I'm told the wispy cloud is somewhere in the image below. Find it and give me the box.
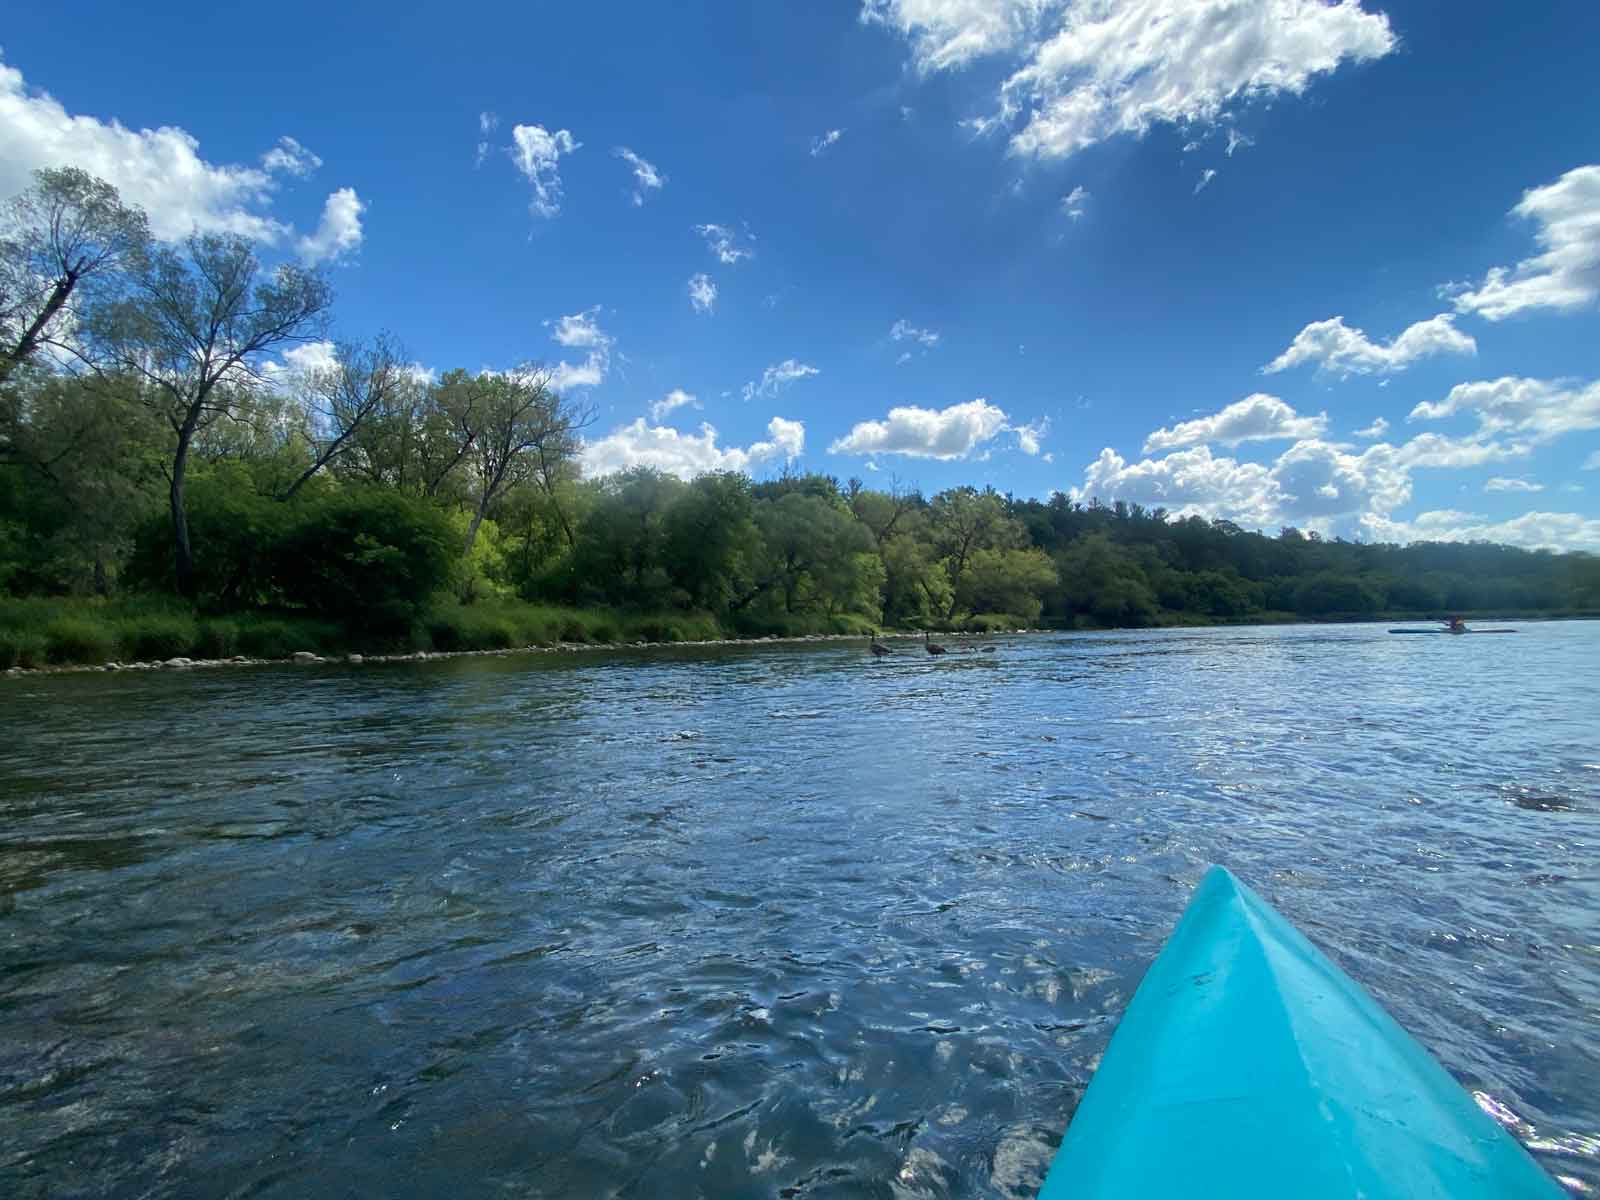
[1194,168,1218,194]
[810,128,844,157]
[650,388,698,422]
[509,123,580,218]
[475,111,499,167]
[695,223,754,265]
[742,359,820,403]
[687,273,717,314]
[614,147,665,206]
[1061,185,1089,220]
[890,319,940,348]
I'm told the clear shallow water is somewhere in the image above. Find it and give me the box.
[1,623,1597,1198]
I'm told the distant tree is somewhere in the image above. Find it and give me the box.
[662,472,761,610]
[279,333,419,499]
[929,486,1025,618]
[1,168,150,385]
[440,367,589,555]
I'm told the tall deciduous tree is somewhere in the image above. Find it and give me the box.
[1,168,150,385]
[279,333,418,499]
[446,367,589,555]
[93,234,331,596]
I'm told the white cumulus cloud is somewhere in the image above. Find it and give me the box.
[1353,417,1390,439]
[1264,313,1477,376]
[1450,165,1600,320]
[1409,376,1600,444]
[742,359,821,403]
[0,54,361,248]
[687,273,717,314]
[866,1,1396,161]
[695,223,754,265]
[296,187,365,264]
[1068,426,1537,538]
[581,416,804,480]
[829,397,1011,459]
[1142,394,1326,453]
[543,305,612,391]
[1364,509,1600,553]
[546,305,611,350]
[510,123,579,218]
[614,147,665,205]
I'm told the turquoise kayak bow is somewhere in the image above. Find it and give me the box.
[1038,867,1563,1199]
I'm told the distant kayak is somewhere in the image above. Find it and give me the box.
[1037,866,1563,1200]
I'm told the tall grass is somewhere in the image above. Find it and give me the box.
[1,596,342,666]
[1,594,892,669]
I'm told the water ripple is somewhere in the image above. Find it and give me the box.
[1,623,1597,1197]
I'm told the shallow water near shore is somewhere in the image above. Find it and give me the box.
[2,622,1597,1197]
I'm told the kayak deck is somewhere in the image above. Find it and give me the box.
[1038,867,1563,1199]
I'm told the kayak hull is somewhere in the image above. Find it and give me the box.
[1037,867,1563,1200]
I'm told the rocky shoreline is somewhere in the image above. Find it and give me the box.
[2,630,1030,680]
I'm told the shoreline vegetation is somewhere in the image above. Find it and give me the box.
[4,596,1595,678]
[4,168,1599,680]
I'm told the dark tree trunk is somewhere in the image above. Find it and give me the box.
[0,272,77,385]
[170,430,195,598]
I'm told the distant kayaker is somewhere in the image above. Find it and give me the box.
[1444,615,1467,633]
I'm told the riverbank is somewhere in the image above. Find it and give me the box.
[6,593,1591,678]
[0,628,989,678]
[2,594,997,677]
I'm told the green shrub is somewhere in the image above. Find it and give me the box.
[233,616,339,659]
[196,619,239,658]
[44,616,117,664]
[961,612,1025,634]
[116,613,199,661]
[275,489,459,630]
[0,631,47,669]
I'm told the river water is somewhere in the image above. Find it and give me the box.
[2,624,1597,1198]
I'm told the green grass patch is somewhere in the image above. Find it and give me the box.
[44,616,118,664]
[114,612,199,661]
[0,630,47,669]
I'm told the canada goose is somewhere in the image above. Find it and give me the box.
[924,631,947,656]
[869,630,892,656]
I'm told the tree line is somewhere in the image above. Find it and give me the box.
[3,168,1596,657]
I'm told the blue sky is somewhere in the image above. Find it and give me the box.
[3,1,1597,548]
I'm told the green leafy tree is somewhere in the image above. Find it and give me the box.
[1,167,150,385]
[91,234,332,596]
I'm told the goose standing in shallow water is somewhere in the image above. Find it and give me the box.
[869,631,892,656]
[924,631,948,656]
